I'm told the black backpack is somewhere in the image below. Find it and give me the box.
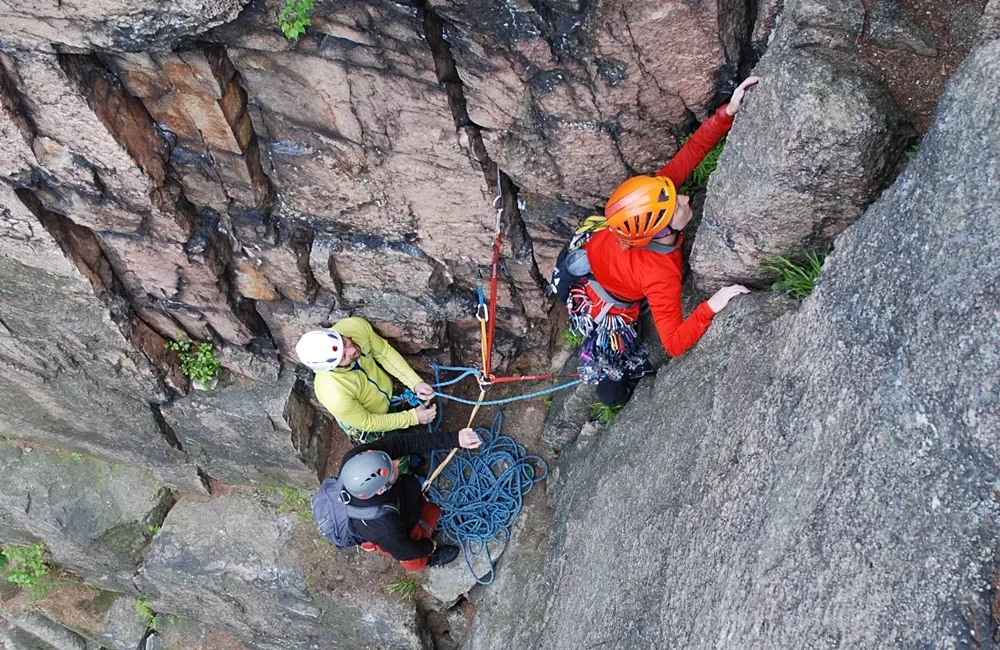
[311,477,399,549]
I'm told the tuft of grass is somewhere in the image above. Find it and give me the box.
[542,395,553,410]
[589,402,623,427]
[165,337,221,387]
[276,487,313,522]
[147,524,161,536]
[386,577,420,601]
[905,142,919,159]
[136,597,162,631]
[71,452,84,461]
[1,542,48,593]
[279,0,314,40]
[561,329,584,348]
[678,136,726,195]
[761,250,827,299]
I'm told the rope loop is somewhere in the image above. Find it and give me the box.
[425,412,547,585]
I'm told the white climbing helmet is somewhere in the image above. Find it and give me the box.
[295,329,345,372]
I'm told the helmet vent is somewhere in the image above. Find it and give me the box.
[658,188,669,203]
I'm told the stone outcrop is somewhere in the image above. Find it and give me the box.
[0,182,203,492]
[0,444,173,592]
[148,615,249,650]
[466,37,1000,648]
[427,0,732,207]
[0,0,248,52]
[690,0,913,292]
[1,582,240,650]
[2,611,89,650]
[160,372,318,487]
[137,493,429,650]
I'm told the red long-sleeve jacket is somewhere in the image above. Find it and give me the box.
[585,104,734,358]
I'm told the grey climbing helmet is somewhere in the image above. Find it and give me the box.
[341,451,394,499]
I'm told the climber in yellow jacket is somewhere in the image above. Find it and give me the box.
[295,317,437,444]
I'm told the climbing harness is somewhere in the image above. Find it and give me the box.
[554,215,680,384]
[567,283,648,384]
[424,412,547,585]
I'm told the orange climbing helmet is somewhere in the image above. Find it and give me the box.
[604,175,677,247]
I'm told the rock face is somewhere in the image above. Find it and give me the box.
[428,0,732,208]
[0,444,172,592]
[690,0,913,292]
[160,372,317,487]
[0,183,203,492]
[0,0,249,52]
[466,37,1000,649]
[138,494,429,650]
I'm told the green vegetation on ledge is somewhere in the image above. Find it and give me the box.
[762,250,828,299]
[1,541,50,599]
[679,136,726,195]
[589,402,624,427]
[165,337,222,388]
[279,0,314,40]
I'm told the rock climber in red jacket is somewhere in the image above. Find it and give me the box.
[569,77,760,406]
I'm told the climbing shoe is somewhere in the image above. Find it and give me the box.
[427,544,460,567]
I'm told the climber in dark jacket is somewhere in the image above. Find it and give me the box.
[339,427,481,570]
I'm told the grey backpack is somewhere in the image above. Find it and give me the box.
[311,477,399,549]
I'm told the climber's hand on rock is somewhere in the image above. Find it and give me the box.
[726,76,761,116]
[413,381,435,401]
[708,285,750,313]
[416,404,437,425]
[458,427,482,449]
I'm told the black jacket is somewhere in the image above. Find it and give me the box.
[341,430,459,560]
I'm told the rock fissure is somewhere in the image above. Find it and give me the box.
[148,403,186,452]
[421,2,551,344]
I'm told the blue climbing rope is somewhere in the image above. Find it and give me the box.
[424,412,547,585]
[431,365,481,388]
[390,388,422,408]
[433,380,582,406]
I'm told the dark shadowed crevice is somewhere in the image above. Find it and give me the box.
[420,3,552,344]
[195,467,214,494]
[285,377,336,481]
[15,189,116,293]
[0,52,39,146]
[715,0,762,102]
[13,189,188,390]
[56,52,171,187]
[149,404,185,452]
[202,43,276,210]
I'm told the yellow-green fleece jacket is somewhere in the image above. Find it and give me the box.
[313,317,423,432]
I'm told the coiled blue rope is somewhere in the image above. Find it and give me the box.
[424,412,547,585]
